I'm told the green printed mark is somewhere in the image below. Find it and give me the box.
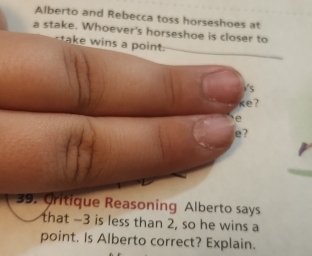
[288,169,312,177]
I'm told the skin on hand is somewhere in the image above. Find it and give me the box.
[0,10,244,193]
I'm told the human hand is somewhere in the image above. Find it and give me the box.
[0,10,244,193]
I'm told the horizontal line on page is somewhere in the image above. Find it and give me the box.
[163,46,283,60]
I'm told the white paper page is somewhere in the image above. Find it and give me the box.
[1,0,312,255]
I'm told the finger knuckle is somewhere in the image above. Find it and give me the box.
[155,123,172,163]
[62,46,97,111]
[162,67,180,109]
[62,116,97,185]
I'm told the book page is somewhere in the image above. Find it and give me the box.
[1,0,312,255]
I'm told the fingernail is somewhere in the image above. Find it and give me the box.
[202,70,244,105]
[193,115,235,149]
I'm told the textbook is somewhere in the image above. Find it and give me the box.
[1,0,312,255]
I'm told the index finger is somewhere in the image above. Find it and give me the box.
[0,31,244,117]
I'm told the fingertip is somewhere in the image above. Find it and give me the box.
[202,68,245,106]
[193,114,236,150]
[0,8,8,31]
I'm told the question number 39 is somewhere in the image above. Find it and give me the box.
[16,194,34,204]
